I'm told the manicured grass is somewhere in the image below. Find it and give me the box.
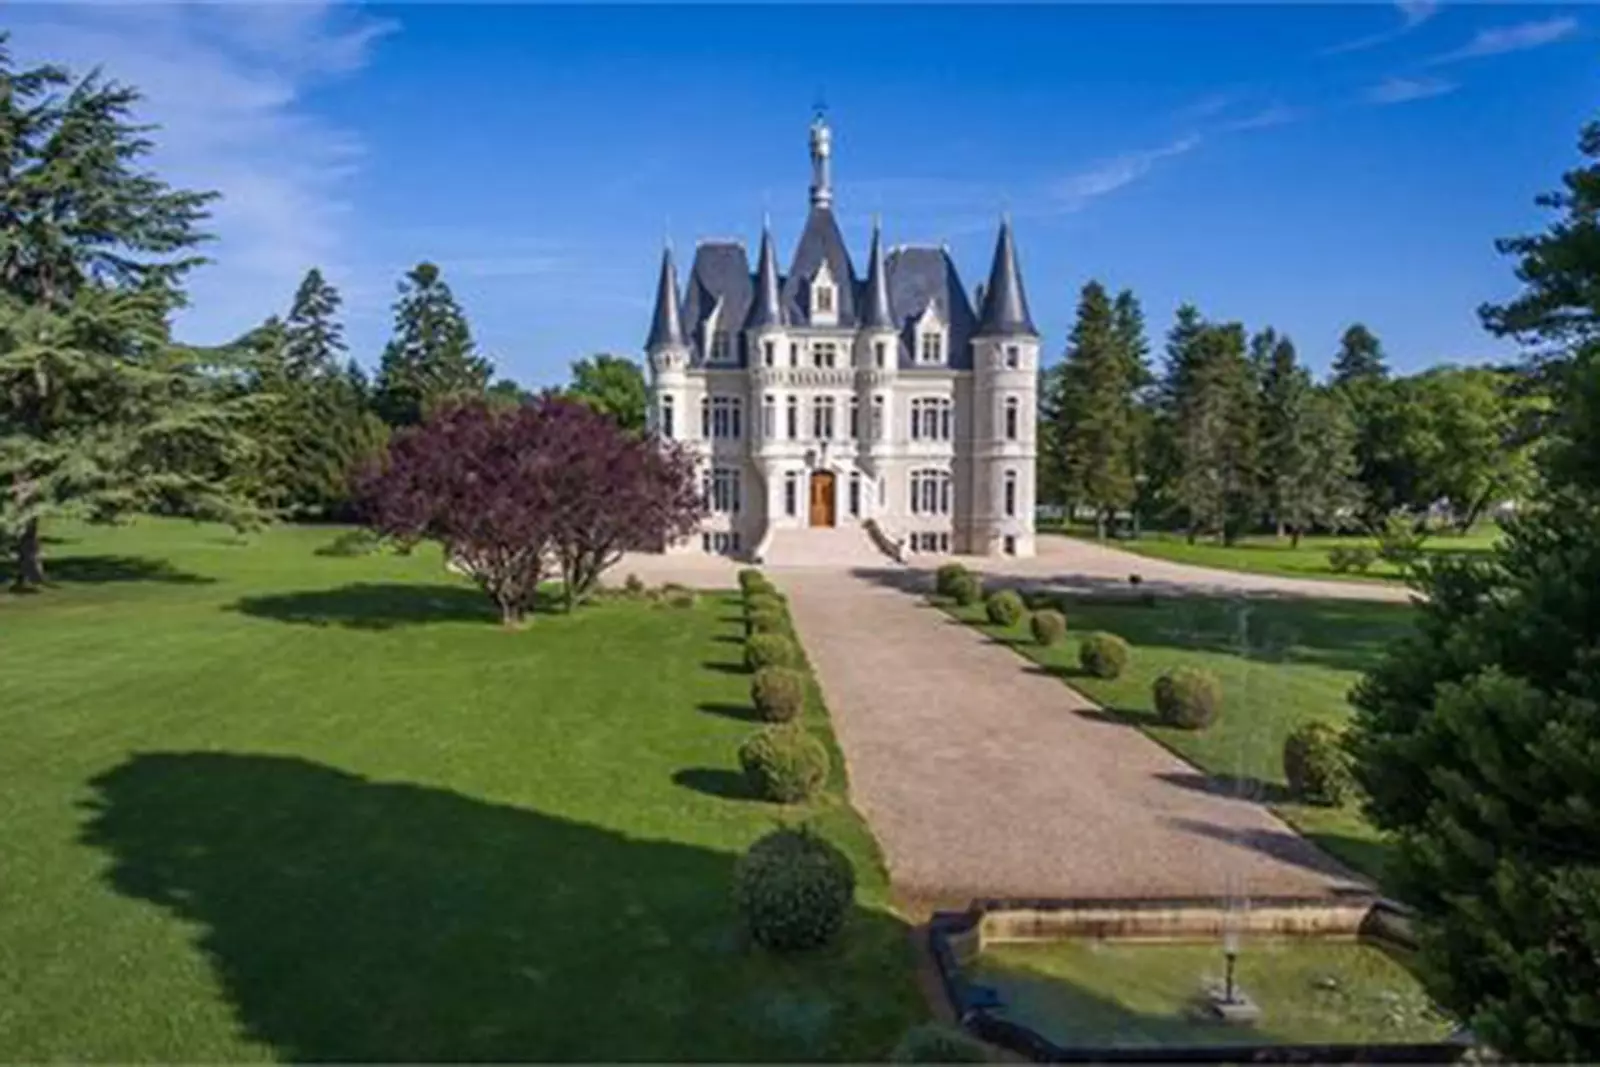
[1046,523,1500,584]
[973,939,1451,1048]
[0,518,922,1062]
[945,592,1416,887]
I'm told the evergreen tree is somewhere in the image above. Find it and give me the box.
[1172,322,1259,542]
[1145,303,1206,525]
[1330,323,1389,386]
[373,262,492,427]
[1051,282,1139,536]
[0,37,255,590]
[282,268,346,381]
[1349,117,1600,1062]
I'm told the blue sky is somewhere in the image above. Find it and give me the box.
[8,2,1595,386]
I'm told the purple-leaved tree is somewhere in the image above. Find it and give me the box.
[360,396,702,626]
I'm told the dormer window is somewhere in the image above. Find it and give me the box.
[810,260,838,324]
[710,331,731,363]
[913,303,946,366]
[920,332,943,365]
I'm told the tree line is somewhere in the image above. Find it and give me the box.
[1041,287,1541,542]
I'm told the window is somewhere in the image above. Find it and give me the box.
[1003,534,1017,556]
[1005,344,1020,369]
[910,531,951,554]
[700,396,709,438]
[786,395,798,439]
[849,472,861,517]
[816,285,834,314]
[910,469,952,516]
[703,531,741,555]
[660,395,675,439]
[762,394,775,439]
[763,340,775,367]
[849,395,860,439]
[812,342,837,369]
[1004,470,1018,518]
[910,397,953,442]
[919,332,944,365]
[710,331,731,363]
[704,466,742,514]
[1004,396,1019,441]
[871,395,885,440]
[784,471,799,517]
[789,342,799,368]
[874,341,887,369]
[708,395,742,439]
[811,395,835,440]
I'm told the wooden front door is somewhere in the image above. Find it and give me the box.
[808,471,836,527]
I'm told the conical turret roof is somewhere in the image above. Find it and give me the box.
[974,218,1037,338]
[645,244,686,350]
[860,218,894,330]
[743,221,784,331]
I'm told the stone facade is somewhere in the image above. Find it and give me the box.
[645,112,1040,560]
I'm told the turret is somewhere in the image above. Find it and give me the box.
[973,216,1037,340]
[645,242,688,360]
[645,242,689,440]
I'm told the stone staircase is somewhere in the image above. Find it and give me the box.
[759,523,904,568]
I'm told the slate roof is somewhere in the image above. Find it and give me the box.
[974,219,1038,338]
[885,245,978,371]
[744,224,784,331]
[681,241,753,366]
[859,221,894,330]
[644,245,686,351]
[781,205,858,327]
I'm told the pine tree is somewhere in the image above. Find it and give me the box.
[1145,303,1206,526]
[373,262,492,427]
[1330,323,1388,386]
[1172,322,1259,542]
[1349,116,1600,1062]
[282,268,346,381]
[1052,282,1139,537]
[0,37,256,590]
[1258,334,1361,544]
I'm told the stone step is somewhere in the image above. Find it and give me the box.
[761,524,900,568]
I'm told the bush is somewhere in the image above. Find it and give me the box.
[985,588,1026,627]
[950,572,984,607]
[314,528,383,557]
[745,634,800,672]
[748,608,787,636]
[1327,545,1377,574]
[745,592,783,616]
[1374,514,1429,568]
[1153,667,1223,729]
[623,572,647,598]
[1030,609,1067,647]
[663,585,697,609]
[751,667,806,723]
[935,562,971,599]
[738,724,829,803]
[890,1022,990,1064]
[1079,632,1130,679]
[733,826,855,952]
[737,568,765,595]
[1283,721,1354,805]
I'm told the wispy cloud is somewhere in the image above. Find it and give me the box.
[1048,135,1203,210]
[1218,104,1305,132]
[1321,0,1440,56]
[4,3,397,345]
[1426,15,1580,64]
[1364,75,1459,105]
[1174,91,1244,123]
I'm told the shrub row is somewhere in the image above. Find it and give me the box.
[735,571,828,806]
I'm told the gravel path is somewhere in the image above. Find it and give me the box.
[775,569,1370,907]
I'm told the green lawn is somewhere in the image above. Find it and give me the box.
[1045,524,1500,584]
[945,592,1416,886]
[0,518,922,1062]
[973,939,1451,1048]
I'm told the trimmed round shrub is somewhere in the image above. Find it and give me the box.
[751,667,806,723]
[1153,666,1223,729]
[746,592,783,616]
[748,608,787,636]
[935,562,971,599]
[737,568,765,595]
[738,724,829,803]
[733,826,855,952]
[1030,608,1067,647]
[890,1022,990,1064]
[1079,632,1130,679]
[950,572,984,607]
[745,634,800,672]
[1283,721,1354,805]
[985,588,1026,627]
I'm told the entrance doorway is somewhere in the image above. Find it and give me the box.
[808,471,836,527]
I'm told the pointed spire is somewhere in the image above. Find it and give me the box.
[645,243,686,351]
[860,217,893,330]
[744,219,784,331]
[975,216,1038,338]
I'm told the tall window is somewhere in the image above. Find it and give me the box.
[811,395,835,440]
[762,394,776,439]
[1004,396,1019,441]
[919,332,944,365]
[812,342,837,369]
[708,395,742,439]
[871,395,885,440]
[874,341,887,369]
[700,396,709,438]
[786,395,798,439]
[816,286,834,313]
[910,469,952,516]
[849,472,862,517]
[784,471,799,517]
[704,466,742,514]
[763,340,775,367]
[660,395,675,439]
[1003,470,1018,518]
[849,395,860,439]
[910,397,953,441]
[710,331,731,363]
[789,342,799,368]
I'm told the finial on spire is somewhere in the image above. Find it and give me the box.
[808,104,833,209]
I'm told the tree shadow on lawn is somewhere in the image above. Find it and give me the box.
[79,751,915,1062]
[697,700,761,723]
[229,582,569,631]
[1,553,214,589]
[672,767,753,800]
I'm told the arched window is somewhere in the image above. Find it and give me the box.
[1004,396,1019,441]
[785,395,798,439]
[762,394,775,438]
